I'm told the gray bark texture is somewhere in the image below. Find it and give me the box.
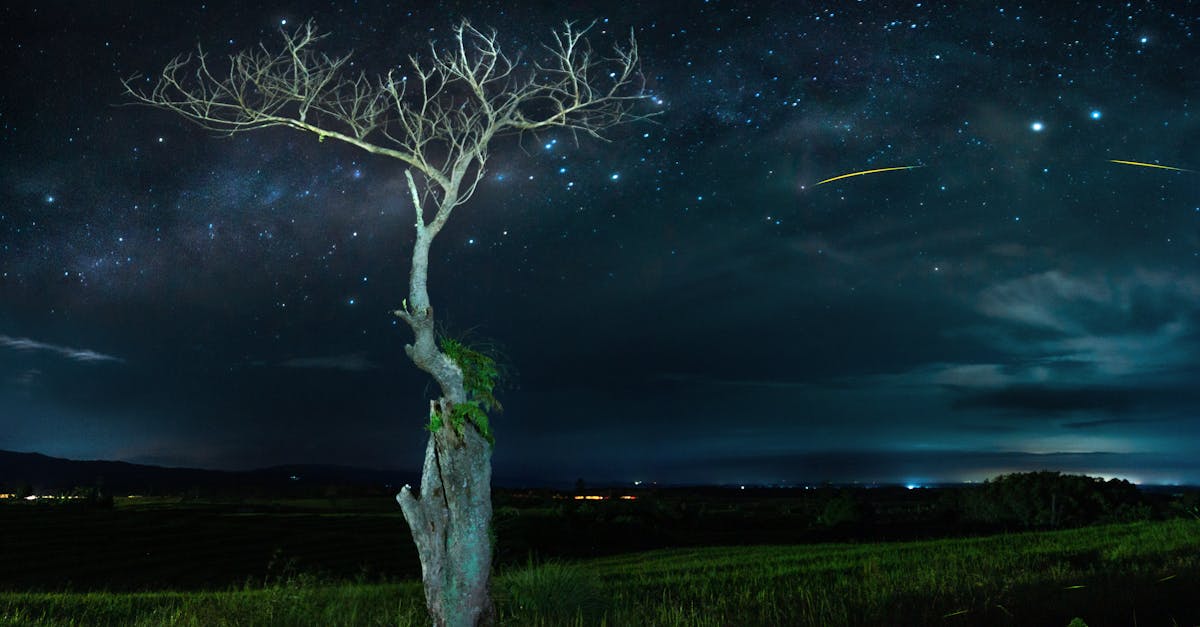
[397,414,495,626]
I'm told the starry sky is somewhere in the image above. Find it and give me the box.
[2,1,1198,486]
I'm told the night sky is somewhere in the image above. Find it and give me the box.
[2,1,1198,486]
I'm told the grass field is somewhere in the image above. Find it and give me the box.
[1,519,1197,626]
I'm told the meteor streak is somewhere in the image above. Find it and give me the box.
[814,165,922,186]
[1108,160,1192,172]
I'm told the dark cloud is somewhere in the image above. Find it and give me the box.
[1062,417,1148,430]
[952,385,1136,414]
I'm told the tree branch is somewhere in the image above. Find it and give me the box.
[126,17,652,403]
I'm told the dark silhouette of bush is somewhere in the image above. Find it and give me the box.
[817,491,868,528]
[963,471,1149,528]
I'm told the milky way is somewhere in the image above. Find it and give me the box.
[1,1,1198,485]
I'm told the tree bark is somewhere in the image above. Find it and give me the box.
[397,408,495,626]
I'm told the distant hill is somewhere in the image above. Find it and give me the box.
[0,450,413,495]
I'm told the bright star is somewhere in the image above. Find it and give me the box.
[1090,110,1102,120]
[1030,121,1044,132]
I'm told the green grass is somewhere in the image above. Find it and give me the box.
[0,582,428,627]
[2,519,1197,626]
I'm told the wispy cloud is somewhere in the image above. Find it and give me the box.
[280,352,377,372]
[974,269,1200,380]
[0,335,125,364]
[919,269,1200,417]
[802,268,1200,426]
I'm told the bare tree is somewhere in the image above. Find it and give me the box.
[123,20,648,626]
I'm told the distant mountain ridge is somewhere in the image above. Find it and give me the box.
[0,449,413,494]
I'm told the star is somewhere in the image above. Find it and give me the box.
[1030,121,1044,132]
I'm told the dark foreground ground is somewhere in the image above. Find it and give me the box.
[1,518,1198,626]
[0,483,1195,592]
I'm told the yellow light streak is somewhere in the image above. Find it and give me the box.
[1108,159,1191,172]
[814,165,922,186]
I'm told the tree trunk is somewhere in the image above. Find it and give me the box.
[396,196,494,625]
[397,399,495,626]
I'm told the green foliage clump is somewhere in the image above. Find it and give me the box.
[431,337,502,445]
